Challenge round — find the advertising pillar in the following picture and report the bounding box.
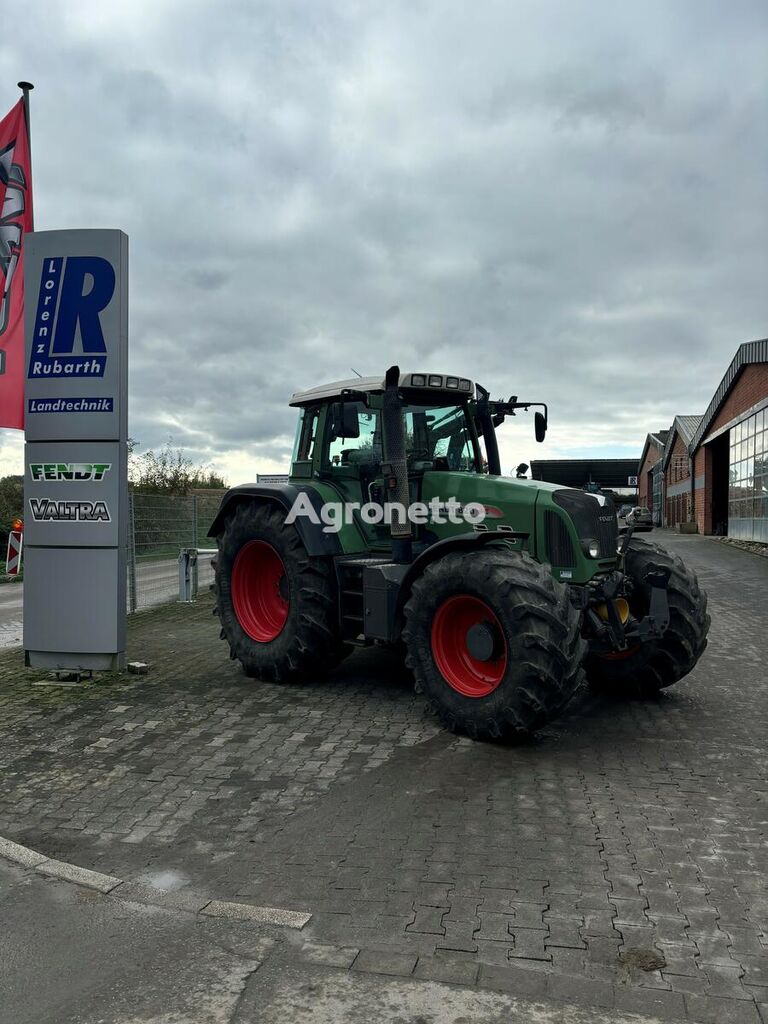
[23,229,128,670]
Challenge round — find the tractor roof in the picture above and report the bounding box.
[290,372,475,407]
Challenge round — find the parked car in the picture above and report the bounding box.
[618,504,633,519]
[626,506,653,531]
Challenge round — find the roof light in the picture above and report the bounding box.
[410,374,426,387]
[459,379,471,391]
[446,376,459,389]
[428,375,443,387]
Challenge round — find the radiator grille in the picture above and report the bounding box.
[544,509,577,566]
[596,511,619,557]
[552,490,619,559]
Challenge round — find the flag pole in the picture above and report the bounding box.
[17,81,34,229]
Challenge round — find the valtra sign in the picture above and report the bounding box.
[23,229,128,671]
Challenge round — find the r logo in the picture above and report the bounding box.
[28,255,116,379]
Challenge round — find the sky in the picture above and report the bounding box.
[1,0,767,482]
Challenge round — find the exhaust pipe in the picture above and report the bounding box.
[382,365,413,564]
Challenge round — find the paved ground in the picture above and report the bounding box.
[0,860,668,1024]
[0,578,22,648]
[0,553,214,648]
[1,532,767,1023]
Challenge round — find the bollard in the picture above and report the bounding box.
[178,548,198,603]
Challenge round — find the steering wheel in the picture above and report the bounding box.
[407,447,430,463]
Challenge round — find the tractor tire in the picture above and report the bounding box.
[585,535,710,697]
[213,501,346,682]
[402,548,586,741]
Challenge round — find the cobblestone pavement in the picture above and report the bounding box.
[1,532,767,1022]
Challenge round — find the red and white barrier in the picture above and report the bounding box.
[5,529,22,575]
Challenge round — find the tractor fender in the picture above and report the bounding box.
[207,483,341,557]
[396,530,530,614]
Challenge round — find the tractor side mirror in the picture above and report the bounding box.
[534,411,547,443]
[330,401,360,440]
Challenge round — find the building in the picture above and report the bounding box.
[635,339,768,539]
[662,415,701,528]
[530,459,639,503]
[689,340,768,540]
[637,430,668,524]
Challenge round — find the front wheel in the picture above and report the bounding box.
[403,548,586,741]
[585,536,710,697]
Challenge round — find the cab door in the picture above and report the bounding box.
[321,401,391,549]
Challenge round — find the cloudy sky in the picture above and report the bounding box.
[1,0,766,481]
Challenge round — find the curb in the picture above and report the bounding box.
[0,835,311,929]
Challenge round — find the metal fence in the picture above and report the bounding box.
[127,492,222,612]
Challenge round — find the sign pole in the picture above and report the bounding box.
[16,81,34,229]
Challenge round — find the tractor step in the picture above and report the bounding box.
[336,558,407,643]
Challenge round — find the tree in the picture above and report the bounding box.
[129,440,227,496]
[0,475,24,541]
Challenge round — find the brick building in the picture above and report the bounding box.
[662,415,701,527]
[689,340,768,539]
[638,430,668,525]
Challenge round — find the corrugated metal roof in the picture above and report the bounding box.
[638,429,670,476]
[689,339,768,452]
[662,415,703,471]
[676,416,702,444]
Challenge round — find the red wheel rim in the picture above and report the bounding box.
[231,541,289,642]
[431,595,507,698]
[598,645,641,661]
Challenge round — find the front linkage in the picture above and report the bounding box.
[577,525,672,657]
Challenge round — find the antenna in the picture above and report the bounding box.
[350,367,363,378]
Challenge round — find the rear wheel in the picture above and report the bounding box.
[585,536,710,697]
[403,548,586,740]
[213,501,346,681]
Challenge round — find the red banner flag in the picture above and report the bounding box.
[0,99,33,430]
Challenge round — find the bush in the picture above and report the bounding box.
[0,475,24,552]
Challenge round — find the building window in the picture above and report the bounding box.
[728,409,768,542]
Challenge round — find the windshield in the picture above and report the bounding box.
[404,403,479,472]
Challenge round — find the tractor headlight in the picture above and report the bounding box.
[583,538,600,558]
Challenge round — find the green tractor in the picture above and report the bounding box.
[209,367,709,740]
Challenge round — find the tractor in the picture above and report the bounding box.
[209,367,709,740]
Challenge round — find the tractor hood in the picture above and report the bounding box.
[419,471,619,582]
[420,470,554,534]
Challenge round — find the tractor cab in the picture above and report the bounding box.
[289,372,484,546]
[288,370,546,550]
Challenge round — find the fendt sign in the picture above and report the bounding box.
[24,229,128,671]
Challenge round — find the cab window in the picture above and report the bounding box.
[325,402,382,472]
[405,403,478,472]
[293,407,320,462]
